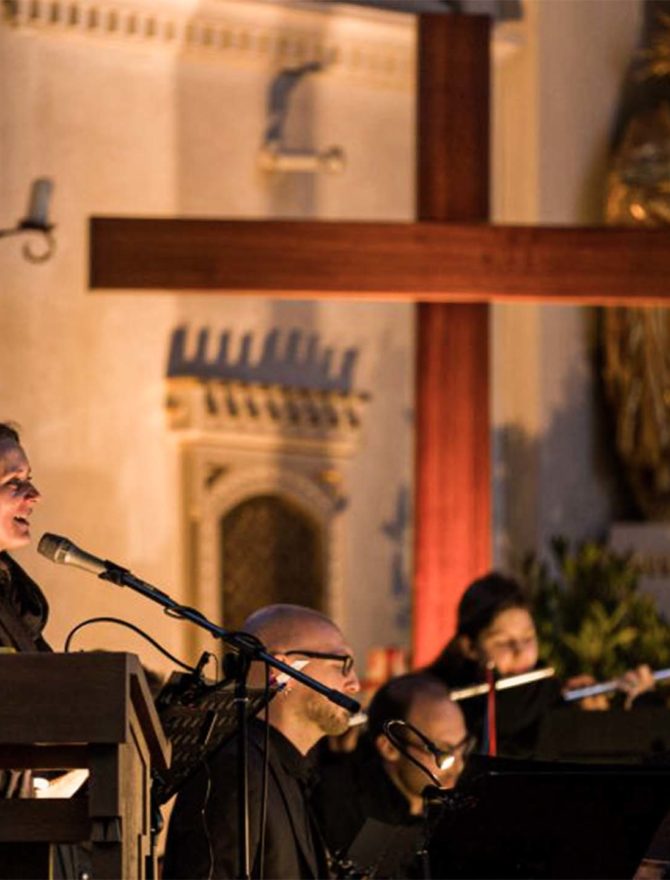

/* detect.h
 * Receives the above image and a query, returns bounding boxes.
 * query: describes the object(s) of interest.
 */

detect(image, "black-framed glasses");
[407,733,476,769]
[284,649,355,677]
[384,719,475,777]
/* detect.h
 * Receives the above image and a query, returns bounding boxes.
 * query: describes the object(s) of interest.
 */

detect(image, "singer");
[0,422,46,804]
[0,423,48,657]
[0,423,87,878]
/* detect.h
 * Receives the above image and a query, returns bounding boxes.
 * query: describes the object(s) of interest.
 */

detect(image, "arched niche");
[181,449,344,659]
[220,493,325,629]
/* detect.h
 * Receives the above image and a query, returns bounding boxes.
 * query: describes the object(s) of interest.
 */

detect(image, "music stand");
[153,671,277,806]
[430,754,670,879]
[535,707,670,765]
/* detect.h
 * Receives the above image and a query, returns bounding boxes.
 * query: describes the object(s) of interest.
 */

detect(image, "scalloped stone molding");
[166,378,369,459]
[4,0,416,91]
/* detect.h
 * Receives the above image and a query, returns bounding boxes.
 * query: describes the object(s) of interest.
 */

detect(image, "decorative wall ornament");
[220,494,325,629]
[3,0,415,92]
[166,379,368,457]
[166,326,367,655]
[3,0,521,88]
[166,326,369,457]
[603,0,670,519]
[180,450,347,658]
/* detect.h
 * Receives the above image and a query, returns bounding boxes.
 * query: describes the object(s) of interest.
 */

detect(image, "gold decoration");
[603,11,670,518]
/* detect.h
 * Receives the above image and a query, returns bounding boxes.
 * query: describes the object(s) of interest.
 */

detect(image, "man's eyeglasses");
[399,729,476,770]
[415,733,476,767]
[384,719,475,783]
[284,650,355,677]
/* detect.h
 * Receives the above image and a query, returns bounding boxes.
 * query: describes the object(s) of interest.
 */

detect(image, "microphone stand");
[99,563,360,880]
[382,721,453,880]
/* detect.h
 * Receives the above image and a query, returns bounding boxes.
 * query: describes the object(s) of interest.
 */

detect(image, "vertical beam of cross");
[413,14,491,665]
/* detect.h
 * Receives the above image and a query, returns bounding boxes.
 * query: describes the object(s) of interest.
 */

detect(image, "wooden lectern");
[0,652,171,879]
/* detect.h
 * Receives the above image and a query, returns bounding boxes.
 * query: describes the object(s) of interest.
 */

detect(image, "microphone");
[38,533,114,576]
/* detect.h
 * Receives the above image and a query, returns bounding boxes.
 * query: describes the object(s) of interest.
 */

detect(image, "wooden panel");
[0,745,89,769]
[414,302,491,664]
[0,800,90,842]
[0,653,164,880]
[0,653,128,744]
[417,14,489,221]
[90,217,670,305]
[412,15,491,666]
[0,653,170,772]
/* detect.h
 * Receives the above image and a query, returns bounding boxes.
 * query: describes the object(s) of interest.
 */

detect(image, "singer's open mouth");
[13,516,30,526]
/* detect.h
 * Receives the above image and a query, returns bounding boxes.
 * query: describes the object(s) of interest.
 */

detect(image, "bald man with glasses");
[311,672,472,879]
[163,604,360,879]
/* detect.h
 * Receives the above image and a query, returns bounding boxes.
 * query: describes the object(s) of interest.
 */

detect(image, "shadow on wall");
[494,355,638,568]
[167,325,360,392]
[381,485,412,631]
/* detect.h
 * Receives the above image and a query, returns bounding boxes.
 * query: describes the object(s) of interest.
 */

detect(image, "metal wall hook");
[258,143,345,174]
[22,229,56,263]
[259,63,345,175]
[0,178,56,263]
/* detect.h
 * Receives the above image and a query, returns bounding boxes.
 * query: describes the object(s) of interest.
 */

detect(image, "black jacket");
[0,552,50,652]
[312,738,425,879]
[0,554,86,879]
[163,720,329,879]
[0,553,51,798]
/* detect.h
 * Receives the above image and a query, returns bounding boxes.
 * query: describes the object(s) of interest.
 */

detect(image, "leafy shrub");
[519,536,670,681]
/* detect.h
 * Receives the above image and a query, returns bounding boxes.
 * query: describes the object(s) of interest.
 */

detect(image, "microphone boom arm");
[97,562,360,714]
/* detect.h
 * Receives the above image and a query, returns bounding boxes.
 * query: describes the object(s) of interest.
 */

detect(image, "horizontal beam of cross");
[89,218,670,305]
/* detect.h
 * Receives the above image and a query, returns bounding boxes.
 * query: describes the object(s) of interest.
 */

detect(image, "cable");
[63,616,197,672]
[258,661,271,879]
[201,761,214,880]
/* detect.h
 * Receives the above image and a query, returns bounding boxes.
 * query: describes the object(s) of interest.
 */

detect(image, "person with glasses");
[163,603,360,880]
[312,672,470,878]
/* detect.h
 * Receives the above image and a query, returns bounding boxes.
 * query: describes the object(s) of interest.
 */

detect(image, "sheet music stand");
[535,707,670,764]
[430,755,670,879]
[153,671,276,806]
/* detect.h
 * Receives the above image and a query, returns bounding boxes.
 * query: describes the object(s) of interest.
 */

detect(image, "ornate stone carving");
[166,326,365,656]
[165,326,370,457]
[603,3,670,519]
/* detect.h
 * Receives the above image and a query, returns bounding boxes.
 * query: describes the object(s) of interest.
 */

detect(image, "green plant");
[519,536,670,681]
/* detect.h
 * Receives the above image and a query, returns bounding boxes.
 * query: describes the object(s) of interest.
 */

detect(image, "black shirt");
[164,719,329,879]
[0,552,50,652]
[312,737,426,878]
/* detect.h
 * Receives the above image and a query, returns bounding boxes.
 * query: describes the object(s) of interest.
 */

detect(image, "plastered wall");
[491,0,642,565]
[0,0,646,674]
[0,0,415,671]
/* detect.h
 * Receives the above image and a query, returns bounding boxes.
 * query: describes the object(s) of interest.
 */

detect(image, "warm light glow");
[435,752,456,771]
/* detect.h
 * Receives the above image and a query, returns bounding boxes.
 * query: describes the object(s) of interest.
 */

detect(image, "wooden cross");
[89,15,670,666]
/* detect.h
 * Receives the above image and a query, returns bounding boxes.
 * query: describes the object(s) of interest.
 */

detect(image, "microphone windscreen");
[38,532,67,562]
